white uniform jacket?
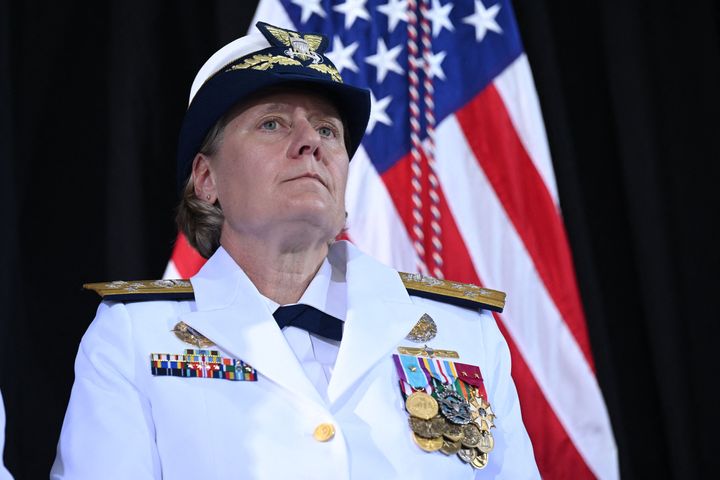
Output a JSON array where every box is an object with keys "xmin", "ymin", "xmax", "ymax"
[
  {"xmin": 0, "ymin": 390, "xmax": 12, "ymax": 480},
  {"xmin": 52, "ymin": 242, "xmax": 538, "ymax": 479}
]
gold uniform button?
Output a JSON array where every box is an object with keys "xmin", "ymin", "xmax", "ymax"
[{"xmin": 313, "ymin": 423, "xmax": 336, "ymax": 442}]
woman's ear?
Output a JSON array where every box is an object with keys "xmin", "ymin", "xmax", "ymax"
[{"xmin": 191, "ymin": 153, "xmax": 216, "ymax": 203}]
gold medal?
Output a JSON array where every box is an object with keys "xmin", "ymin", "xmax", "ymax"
[
  {"xmin": 429, "ymin": 416, "xmax": 447, "ymax": 437},
  {"xmin": 409, "ymin": 417, "xmax": 435, "ymax": 438},
  {"xmin": 470, "ymin": 451, "xmax": 489, "ymax": 469},
  {"xmin": 461, "ymin": 422, "xmax": 482, "ymax": 448},
  {"xmin": 442, "ymin": 422, "xmax": 463, "ymax": 442},
  {"xmin": 405, "ymin": 392, "xmax": 439, "ymax": 420},
  {"xmin": 409, "ymin": 415, "xmax": 446, "ymax": 438},
  {"xmin": 477, "ymin": 430, "xmax": 494, "ymax": 453},
  {"xmin": 412, "ymin": 432, "xmax": 444, "ymax": 452},
  {"xmin": 439, "ymin": 439, "xmax": 462, "ymax": 456}
]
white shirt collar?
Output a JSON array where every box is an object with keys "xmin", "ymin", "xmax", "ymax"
[{"xmin": 192, "ymin": 240, "xmax": 409, "ymax": 317}]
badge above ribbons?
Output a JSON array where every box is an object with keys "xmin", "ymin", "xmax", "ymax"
[{"xmin": 392, "ymin": 353, "xmax": 496, "ymax": 469}]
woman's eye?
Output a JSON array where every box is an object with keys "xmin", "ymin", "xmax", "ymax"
[
  {"xmin": 261, "ymin": 120, "xmax": 278, "ymax": 130},
  {"xmin": 318, "ymin": 126, "xmax": 334, "ymax": 138}
]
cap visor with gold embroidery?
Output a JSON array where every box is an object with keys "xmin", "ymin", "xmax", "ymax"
[{"xmin": 176, "ymin": 21, "xmax": 371, "ymax": 192}]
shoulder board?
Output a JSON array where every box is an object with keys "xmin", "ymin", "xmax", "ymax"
[
  {"xmin": 83, "ymin": 279, "xmax": 195, "ymax": 303},
  {"xmin": 85, "ymin": 275, "xmax": 505, "ymax": 311},
  {"xmin": 398, "ymin": 272, "xmax": 506, "ymax": 313}
]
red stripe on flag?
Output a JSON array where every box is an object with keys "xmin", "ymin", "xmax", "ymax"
[
  {"xmin": 380, "ymin": 149, "xmax": 478, "ymax": 281},
  {"xmin": 494, "ymin": 314, "xmax": 596, "ymax": 479},
  {"xmin": 455, "ymin": 85, "xmax": 595, "ymax": 370},
  {"xmin": 170, "ymin": 233, "xmax": 206, "ymax": 278},
  {"xmin": 381, "ymin": 154, "xmax": 592, "ymax": 477}
]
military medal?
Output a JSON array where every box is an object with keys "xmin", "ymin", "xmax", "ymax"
[
  {"xmin": 460, "ymin": 423, "xmax": 482, "ymax": 448},
  {"xmin": 475, "ymin": 396, "xmax": 496, "ymax": 430},
  {"xmin": 471, "ymin": 452, "xmax": 489, "ymax": 469},
  {"xmin": 408, "ymin": 416, "xmax": 436, "ymax": 438},
  {"xmin": 457, "ymin": 447, "xmax": 476, "ymax": 463},
  {"xmin": 437, "ymin": 390, "xmax": 473, "ymax": 424},
  {"xmin": 405, "ymin": 392, "xmax": 438, "ymax": 420},
  {"xmin": 477, "ymin": 430, "xmax": 495, "ymax": 453},
  {"xmin": 442, "ymin": 422, "xmax": 463, "ymax": 442},
  {"xmin": 392, "ymin": 353, "xmax": 497, "ymax": 471},
  {"xmin": 412, "ymin": 433, "xmax": 444, "ymax": 452},
  {"xmin": 439, "ymin": 439, "xmax": 462, "ymax": 456}
]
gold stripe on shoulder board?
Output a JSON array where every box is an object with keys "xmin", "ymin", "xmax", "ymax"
[
  {"xmin": 398, "ymin": 272, "xmax": 506, "ymax": 313},
  {"xmin": 83, "ymin": 279, "xmax": 193, "ymax": 298}
]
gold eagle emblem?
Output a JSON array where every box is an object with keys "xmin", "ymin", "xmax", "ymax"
[{"xmin": 264, "ymin": 24, "xmax": 324, "ymax": 52}]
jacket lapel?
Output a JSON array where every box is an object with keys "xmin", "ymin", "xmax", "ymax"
[
  {"xmin": 327, "ymin": 243, "xmax": 425, "ymax": 404},
  {"xmin": 180, "ymin": 248, "xmax": 325, "ymax": 408}
]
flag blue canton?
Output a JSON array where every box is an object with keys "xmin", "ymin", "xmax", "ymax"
[{"xmin": 280, "ymin": 0, "xmax": 524, "ymax": 173}]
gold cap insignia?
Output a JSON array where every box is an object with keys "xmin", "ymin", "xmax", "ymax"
[{"xmin": 261, "ymin": 23, "xmax": 325, "ymax": 63}]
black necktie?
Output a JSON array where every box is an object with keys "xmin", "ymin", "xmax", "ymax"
[{"xmin": 273, "ymin": 304, "xmax": 344, "ymax": 341}]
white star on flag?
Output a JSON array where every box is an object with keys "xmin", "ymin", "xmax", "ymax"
[
  {"xmin": 463, "ymin": 0, "xmax": 503, "ymax": 42},
  {"xmin": 290, "ymin": 0, "xmax": 326, "ymax": 24},
  {"xmin": 376, "ymin": 0, "xmax": 408, "ymax": 33},
  {"xmin": 326, "ymin": 36, "xmax": 359, "ymax": 73},
  {"xmin": 333, "ymin": 0, "xmax": 371, "ymax": 29},
  {"xmin": 425, "ymin": 50, "xmax": 447, "ymax": 80},
  {"xmin": 366, "ymin": 90, "xmax": 393, "ymax": 133},
  {"xmin": 426, "ymin": 0, "xmax": 454, "ymax": 37},
  {"xmin": 365, "ymin": 38, "xmax": 404, "ymax": 83}
]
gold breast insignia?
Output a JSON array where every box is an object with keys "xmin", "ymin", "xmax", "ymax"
[{"xmin": 172, "ymin": 321, "xmax": 215, "ymax": 348}]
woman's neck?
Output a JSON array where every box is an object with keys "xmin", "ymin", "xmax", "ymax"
[{"xmin": 220, "ymin": 228, "xmax": 329, "ymax": 305}]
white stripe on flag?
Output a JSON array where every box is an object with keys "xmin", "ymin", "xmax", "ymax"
[
  {"xmin": 494, "ymin": 54, "xmax": 560, "ymax": 206},
  {"xmin": 251, "ymin": 0, "xmax": 294, "ymax": 29},
  {"xmin": 435, "ymin": 113, "xmax": 618, "ymax": 480},
  {"xmin": 163, "ymin": 259, "xmax": 181, "ymax": 280},
  {"xmin": 346, "ymin": 146, "xmax": 418, "ymax": 272}
]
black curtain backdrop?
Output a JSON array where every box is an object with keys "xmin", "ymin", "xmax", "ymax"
[{"xmin": 1, "ymin": 1, "xmax": 718, "ymax": 478}]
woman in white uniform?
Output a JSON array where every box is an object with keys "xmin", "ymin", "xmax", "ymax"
[{"xmin": 51, "ymin": 21, "xmax": 539, "ymax": 479}]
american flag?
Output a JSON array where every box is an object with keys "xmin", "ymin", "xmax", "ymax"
[{"xmin": 165, "ymin": 0, "xmax": 618, "ymax": 477}]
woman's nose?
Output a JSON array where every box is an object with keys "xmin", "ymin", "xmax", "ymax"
[{"xmin": 288, "ymin": 118, "xmax": 321, "ymax": 159}]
